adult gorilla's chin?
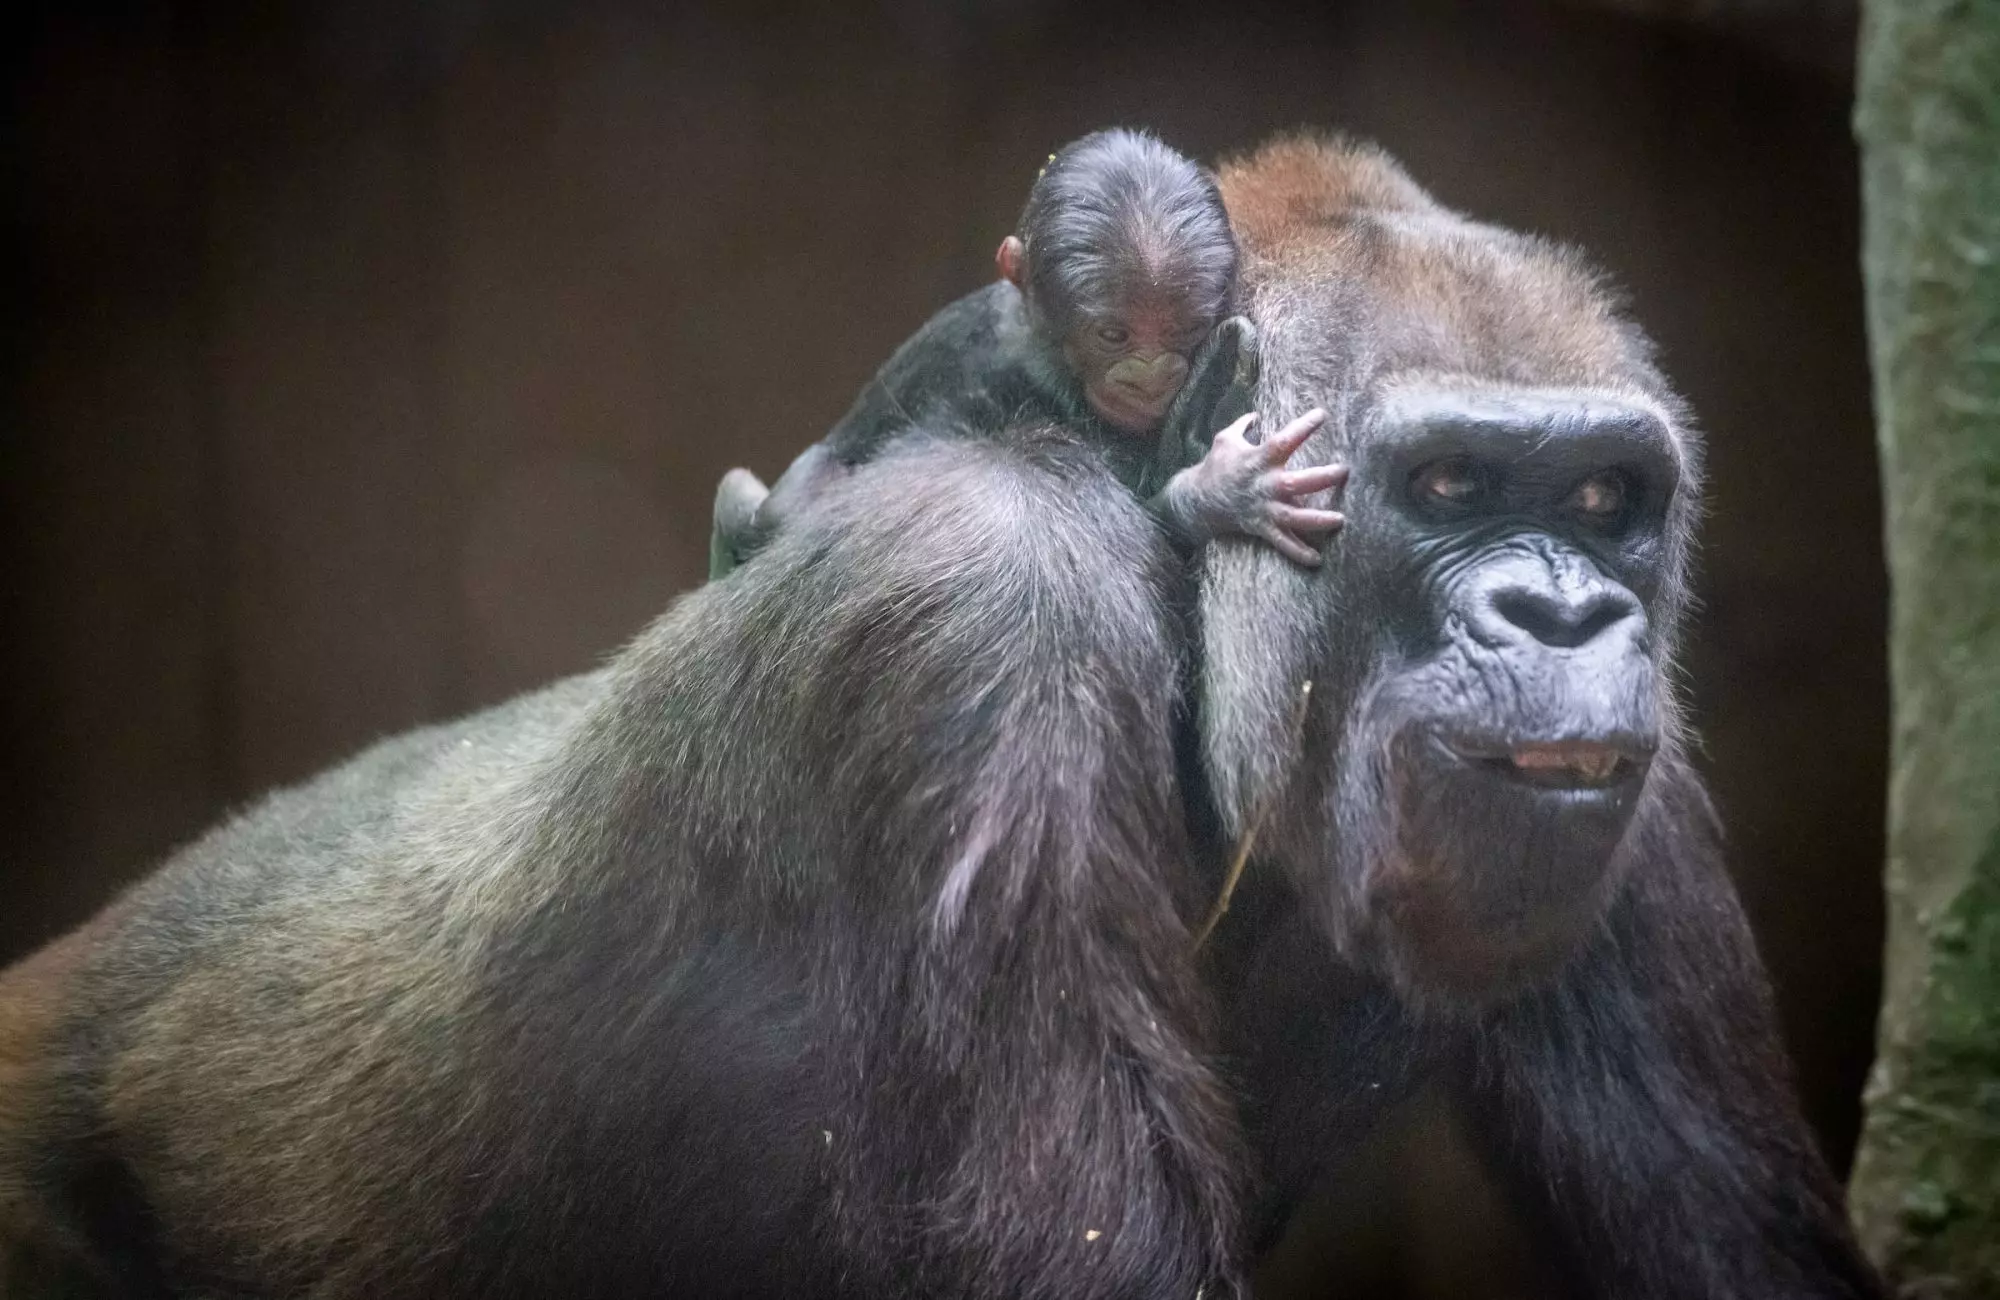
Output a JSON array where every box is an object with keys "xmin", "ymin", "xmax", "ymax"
[
  {"xmin": 1331, "ymin": 715, "xmax": 1654, "ymax": 1010},
  {"xmin": 1336, "ymin": 604, "xmax": 1664, "ymax": 1007}
]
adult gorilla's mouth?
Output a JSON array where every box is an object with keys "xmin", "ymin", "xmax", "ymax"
[{"xmin": 1443, "ymin": 736, "xmax": 1656, "ymax": 791}]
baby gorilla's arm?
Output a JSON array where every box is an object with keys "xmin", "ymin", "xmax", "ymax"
[{"xmin": 1150, "ymin": 409, "xmax": 1347, "ymax": 565}]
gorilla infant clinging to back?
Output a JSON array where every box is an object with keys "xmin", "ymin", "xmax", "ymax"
[{"xmin": 709, "ymin": 128, "xmax": 1347, "ymax": 576}]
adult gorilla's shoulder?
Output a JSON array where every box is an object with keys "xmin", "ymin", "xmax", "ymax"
[{"xmin": 0, "ymin": 427, "xmax": 1244, "ymax": 1300}]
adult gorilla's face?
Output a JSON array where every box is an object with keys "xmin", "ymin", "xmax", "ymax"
[
  {"xmin": 1200, "ymin": 138, "xmax": 1702, "ymax": 1011},
  {"xmin": 1328, "ymin": 384, "xmax": 1685, "ymax": 1002}
]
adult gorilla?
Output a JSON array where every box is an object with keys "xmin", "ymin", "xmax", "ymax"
[
  {"xmin": 1197, "ymin": 135, "xmax": 1882, "ymax": 1297},
  {"xmin": 0, "ymin": 134, "xmax": 1881, "ymax": 1300}
]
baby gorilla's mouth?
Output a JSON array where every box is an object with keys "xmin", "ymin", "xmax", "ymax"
[{"xmin": 1088, "ymin": 386, "xmax": 1177, "ymax": 433}]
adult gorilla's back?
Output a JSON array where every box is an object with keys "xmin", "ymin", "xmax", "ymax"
[{"xmin": 0, "ymin": 431, "xmax": 1242, "ymax": 1298}]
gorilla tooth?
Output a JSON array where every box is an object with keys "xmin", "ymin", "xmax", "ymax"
[{"xmin": 1576, "ymin": 752, "xmax": 1619, "ymax": 781}]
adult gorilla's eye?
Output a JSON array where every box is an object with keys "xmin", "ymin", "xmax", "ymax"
[
  {"xmin": 1570, "ymin": 471, "xmax": 1630, "ymax": 522},
  {"xmin": 1412, "ymin": 457, "xmax": 1483, "ymax": 510}
]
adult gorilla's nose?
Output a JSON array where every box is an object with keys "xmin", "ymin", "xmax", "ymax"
[{"xmin": 1471, "ymin": 558, "xmax": 1645, "ymax": 653}]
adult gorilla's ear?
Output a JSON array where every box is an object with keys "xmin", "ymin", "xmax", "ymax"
[{"xmin": 1153, "ymin": 316, "xmax": 1259, "ymax": 485}]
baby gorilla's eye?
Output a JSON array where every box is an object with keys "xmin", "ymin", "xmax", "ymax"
[
  {"xmin": 1096, "ymin": 324, "xmax": 1131, "ymax": 347},
  {"xmin": 1412, "ymin": 457, "xmax": 1484, "ymax": 510},
  {"xmin": 1569, "ymin": 471, "xmax": 1630, "ymax": 522}
]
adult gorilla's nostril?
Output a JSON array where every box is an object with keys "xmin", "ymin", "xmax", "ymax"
[{"xmin": 1491, "ymin": 587, "xmax": 1638, "ymax": 650}]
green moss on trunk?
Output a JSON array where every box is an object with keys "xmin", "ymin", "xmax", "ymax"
[
  {"xmin": 1856, "ymin": 840, "xmax": 2000, "ymax": 1291},
  {"xmin": 1848, "ymin": 0, "xmax": 2000, "ymax": 1293}
]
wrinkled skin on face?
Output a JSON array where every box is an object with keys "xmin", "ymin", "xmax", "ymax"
[
  {"xmin": 1062, "ymin": 289, "xmax": 1209, "ymax": 434},
  {"xmin": 1216, "ymin": 374, "xmax": 1693, "ymax": 1007},
  {"xmin": 1326, "ymin": 386, "xmax": 1682, "ymax": 999}
]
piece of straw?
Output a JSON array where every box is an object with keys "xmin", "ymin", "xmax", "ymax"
[{"xmin": 1189, "ymin": 680, "xmax": 1313, "ymax": 951}]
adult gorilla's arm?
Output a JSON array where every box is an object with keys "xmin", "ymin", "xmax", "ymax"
[{"xmin": 1462, "ymin": 763, "xmax": 1882, "ymax": 1298}]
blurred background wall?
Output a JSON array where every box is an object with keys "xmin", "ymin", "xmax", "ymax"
[{"xmin": 3, "ymin": 0, "xmax": 1881, "ymax": 1294}]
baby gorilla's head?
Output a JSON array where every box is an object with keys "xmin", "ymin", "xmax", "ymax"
[{"xmin": 998, "ymin": 129, "xmax": 1238, "ymax": 435}]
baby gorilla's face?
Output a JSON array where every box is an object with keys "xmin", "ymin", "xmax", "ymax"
[{"xmin": 1062, "ymin": 290, "xmax": 1213, "ymax": 434}]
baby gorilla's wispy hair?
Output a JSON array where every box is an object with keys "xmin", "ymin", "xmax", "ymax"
[{"xmin": 1018, "ymin": 129, "xmax": 1238, "ymax": 337}]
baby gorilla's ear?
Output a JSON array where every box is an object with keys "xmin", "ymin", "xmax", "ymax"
[{"xmin": 995, "ymin": 235, "xmax": 1026, "ymax": 287}]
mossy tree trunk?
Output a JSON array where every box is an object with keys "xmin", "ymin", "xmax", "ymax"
[{"xmin": 1847, "ymin": 0, "xmax": 2000, "ymax": 1294}]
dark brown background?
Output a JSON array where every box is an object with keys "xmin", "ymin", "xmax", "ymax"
[{"xmin": 3, "ymin": 1, "xmax": 1883, "ymax": 1294}]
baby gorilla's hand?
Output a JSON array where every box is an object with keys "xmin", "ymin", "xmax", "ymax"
[{"xmin": 1165, "ymin": 408, "xmax": 1346, "ymax": 565}]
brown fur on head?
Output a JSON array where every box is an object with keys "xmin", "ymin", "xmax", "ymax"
[
  {"xmin": 1217, "ymin": 133, "xmax": 1671, "ymax": 400},
  {"xmin": 1215, "ymin": 134, "xmax": 1437, "ymax": 257},
  {"xmin": 1200, "ymin": 133, "xmax": 1700, "ymax": 1010}
]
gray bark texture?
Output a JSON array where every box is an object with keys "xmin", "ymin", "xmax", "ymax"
[{"xmin": 1847, "ymin": 0, "xmax": 2000, "ymax": 1294}]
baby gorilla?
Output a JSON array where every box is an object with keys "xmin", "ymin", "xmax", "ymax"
[{"xmin": 710, "ymin": 128, "xmax": 1345, "ymax": 576}]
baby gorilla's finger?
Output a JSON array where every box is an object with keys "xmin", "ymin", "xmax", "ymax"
[
  {"xmin": 1270, "ymin": 504, "xmax": 1346, "ymax": 535},
  {"xmin": 1260, "ymin": 524, "xmax": 1323, "ymax": 567},
  {"xmin": 1212, "ymin": 412, "xmax": 1260, "ymax": 449},
  {"xmin": 1259, "ymin": 409, "xmax": 1329, "ymax": 464},
  {"xmin": 1275, "ymin": 464, "xmax": 1348, "ymax": 498}
]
